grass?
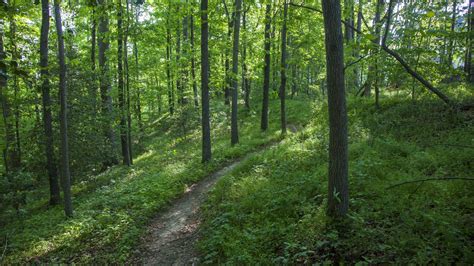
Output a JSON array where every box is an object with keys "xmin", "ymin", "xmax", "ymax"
[
  {"xmin": 198, "ymin": 96, "xmax": 474, "ymax": 264},
  {"xmin": 0, "ymin": 99, "xmax": 311, "ymax": 264}
]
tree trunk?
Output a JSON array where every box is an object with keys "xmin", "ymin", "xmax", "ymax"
[
  {"xmin": 40, "ymin": 0, "xmax": 60, "ymax": 205},
  {"xmin": 117, "ymin": 0, "xmax": 131, "ymax": 166},
  {"xmin": 0, "ymin": 12, "xmax": 20, "ymax": 174},
  {"xmin": 124, "ymin": 0, "xmax": 133, "ymax": 164},
  {"xmin": 466, "ymin": 0, "xmax": 473, "ymax": 83},
  {"xmin": 190, "ymin": 9, "xmax": 199, "ymax": 108},
  {"xmin": 279, "ymin": 0, "xmax": 288, "ymax": 135},
  {"xmin": 133, "ymin": 6, "xmax": 143, "ymax": 134},
  {"xmin": 166, "ymin": 21, "xmax": 174, "ymax": 115},
  {"xmin": 9, "ymin": 14, "xmax": 22, "ymax": 167},
  {"xmin": 322, "ymin": 0, "xmax": 349, "ymax": 218},
  {"xmin": 230, "ymin": 0, "xmax": 242, "ymax": 146},
  {"xmin": 242, "ymin": 2, "xmax": 250, "ymax": 110},
  {"xmin": 260, "ymin": 2, "xmax": 271, "ymax": 131},
  {"xmin": 90, "ymin": 6, "xmax": 98, "ymax": 114},
  {"xmin": 363, "ymin": 0, "xmax": 383, "ymax": 98},
  {"xmin": 200, "ymin": 0, "xmax": 211, "ymax": 162},
  {"xmin": 98, "ymin": 0, "xmax": 118, "ymax": 167},
  {"xmin": 53, "ymin": 0, "xmax": 73, "ymax": 218}
]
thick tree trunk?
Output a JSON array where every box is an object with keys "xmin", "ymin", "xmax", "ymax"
[
  {"xmin": 260, "ymin": 3, "xmax": 271, "ymax": 131},
  {"xmin": 40, "ymin": 0, "xmax": 60, "ymax": 205},
  {"xmin": 200, "ymin": 0, "xmax": 211, "ymax": 162},
  {"xmin": 279, "ymin": 0, "xmax": 288, "ymax": 135},
  {"xmin": 230, "ymin": 0, "xmax": 242, "ymax": 146},
  {"xmin": 53, "ymin": 0, "xmax": 73, "ymax": 218},
  {"xmin": 98, "ymin": 0, "xmax": 118, "ymax": 166},
  {"xmin": 117, "ymin": 0, "xmax": 131, "ymax": 166},
  {"xmin": 322, "ymin": 0, "xmax": 349, "ymax": 218}
]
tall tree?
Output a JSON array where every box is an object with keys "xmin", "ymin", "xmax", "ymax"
[
  {"xmin": 40, "ymin": 0, "xmax": 61, "ymax": 205},
  {"xmin": 53, "ymin": 0, "xmax": 73, "ymax": 218},
  {"xmin": 98, "ymin": 0, "xmax": 118, "ymax": 166},
  {"xmin": 260, "ymin": 2, "xmax": 271, "ymax": 131},
  {"xmin": 279, "ymin": 0, "xmax": 288, "ymax": 135},
  {"xmin": 190, "ymin": 2, "xmax": 199, "ymax": 108},
  {"xmin": 322, "ymin": 0, "xmax": 349, "ymax": 218},
  {"xmin": 117, "ymin": 0, "xmax": 131, "ymax": 166},
  {"xmin": 124, "ymin": 0, "xmax": 133, "ymax": 163},
  {"xmin": 0, "ymin": 4, "xmax": 20, "ymax": 174},
  {"xmin": 200, "ymin": 0, "xmax": 211, "ymax": 162},
  {"xmin": 363, "ymin": 0, "xmax": 383, "ymax": 100},
  {"xmin": 230, "ymin": 0, "xmax": 242, "ymax": 146}
]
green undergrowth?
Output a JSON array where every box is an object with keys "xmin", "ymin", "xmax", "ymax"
[
  {"xmin": 0, "ymin": 99, "xmax": 311, "ymax": 264},
  {"xmin": 199, "ymin": 96, "xmax": 474, "ymax": 264}
]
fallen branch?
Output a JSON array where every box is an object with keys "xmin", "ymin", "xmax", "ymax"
[
  {"xmin": 289, "ymin": 2, "xmax": 455, "ymax": 107},
  {"xmin": 387, "ymin": 177, "xmax": 474, "ymax": 189}
]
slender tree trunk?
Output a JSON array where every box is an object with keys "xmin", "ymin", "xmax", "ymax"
[
  {"xmin": 230, "ymin": 0, "xmax": 242, "ymax": 146},
  {"xmin": 322, "ymin": 0, "xmax": 349, "ymax": 218},
  {"xmin": 9, "ymin": 15, "xmax": 21, "ymax": 166},
  {"xmin": 0, "ymin": 11, "xmax": 20, "ymax": 174},
  {"xmin": 190, "ymin": 9, "xmax": 199, "ymax": 108},
  {"xmin": 363, "ymin": 0, "xmax": 382, "ymax": 98},
  {"xmin": 40, "ymin": 0, "xmax": 60, "ymax": 205},
  {"xmin": 124, "ymin": 0, "xmax": 133, "ymax": 164},
  {"xmin": 53, "ymin": 0, "xmax": 73, "ymax": 218},
  {"xmin": 447, "ymin": 0, "xmax": 457, "ymax": 67},
  {"xmin": 98, "ymin": 0, "xmax": 118, "ymax": 166},
  {"xmin": 117, "ymin": 0, "xmax": 130, "ymax": 166},
  {"xmin": 176, "ymin": 14, "xmax": 183, "ymax": 106},
  {"xmin": 279, "ymin": 0, "xmax": 288, "ymax": 135},
  {"xmin": 466, "ymin": 0, "xmax": 473, "ymax": 83},
  {"xmin": 133, "ymin": 7, "xmax": 143, "ymax": 134},
  {"xmin": 261, "ymin": 2, "xmax": 271, "ymax": 131},
  {"xmin": 166, "ymin": 15, "xmax": 174, "ymax": 114},
  {"xmin": 200, "ymin": 0, "xmax": 211, "ymax": 162},
  {"xmin": 242, "ymin": 2, "xmax": 250, "ymax": 110},
  {"xmin": 90, "ymin": 6, "xmax": 97, "ymax": 114}
]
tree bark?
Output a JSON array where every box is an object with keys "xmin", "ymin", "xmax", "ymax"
[
  {"xmin": 53, "ymin": 0, "xmax": 73, "ymax": 218},
  {"xmin": 230, "ymin": 0, "xmax": 242, "ymax": 146},
  {"xmin": 260, "ymin": 2, "xmax": 271, "ymax": 131},
  {"xmin": 279, "ymin": 0, "xmax": 288, "ymax": 135},
  {"xmin": 0, "ymin": 9, "xmax": 20, "ymax": 174},
  {"xmin": 40, "ymin": 0, "xmax": 61, "ymax": 205},
  {"xmin": 190, "ymin": 8, "xmax": 199, "ymax": 108},
  {"xmin": 200, "ymin": 0, "xmax": 211, "ymax": 162},
  {"xmin": 242, "ymin": 2, "xmax": 250, "ymax": 110},
  {"xmin": 322, "ymin": 0, "xmax": 349, "ymax": 218},
  {"xmin": 98, "ymin": 0, "xmax": 118, "ymax": 166},
  {"xmin": 117, "ymin": 0, "xmax": 131, "ymax": 166},
  {"xmin": 124, "ymin": 0, "xmax": 133, "ymax": 164}
]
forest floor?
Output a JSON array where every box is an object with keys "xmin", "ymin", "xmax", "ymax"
[
  {"xmin": 0, "ymin": 99, "xmax": 311, "ymax": 264},
  {"xmin": 132, "ymin": 141, "xmax": 280, "ymax": 265}
]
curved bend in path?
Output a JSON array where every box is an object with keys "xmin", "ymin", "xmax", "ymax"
[{"xmin": 133, "ymin": 144, "xmax": 277, "ymax": 265}]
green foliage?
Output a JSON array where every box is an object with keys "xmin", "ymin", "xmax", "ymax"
[
  {"xmin": 198, "ymin": 94, "xmax": 474, "ymax": 264},
  {"xmin": 0, "ymin": 99, "xmax": 311, "ymax": 263}
]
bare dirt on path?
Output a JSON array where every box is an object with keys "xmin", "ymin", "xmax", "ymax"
[{"xmin": 131, "ymin": 143, "xmax": 279, "ymax": 265}]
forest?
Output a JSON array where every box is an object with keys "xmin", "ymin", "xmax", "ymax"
[{"xmin": 0, "ymin": 0, "xmax": 473, "ymax": 264}]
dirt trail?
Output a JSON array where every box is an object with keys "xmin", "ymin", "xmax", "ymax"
[{"xmin": 132, "ymin": 144, "xmax": 276, "ymax": 265}]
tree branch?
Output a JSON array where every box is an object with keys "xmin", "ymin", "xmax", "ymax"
[{"xmin": 289, "ymin": 1, "xmax": 455, "ymax": 107}]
